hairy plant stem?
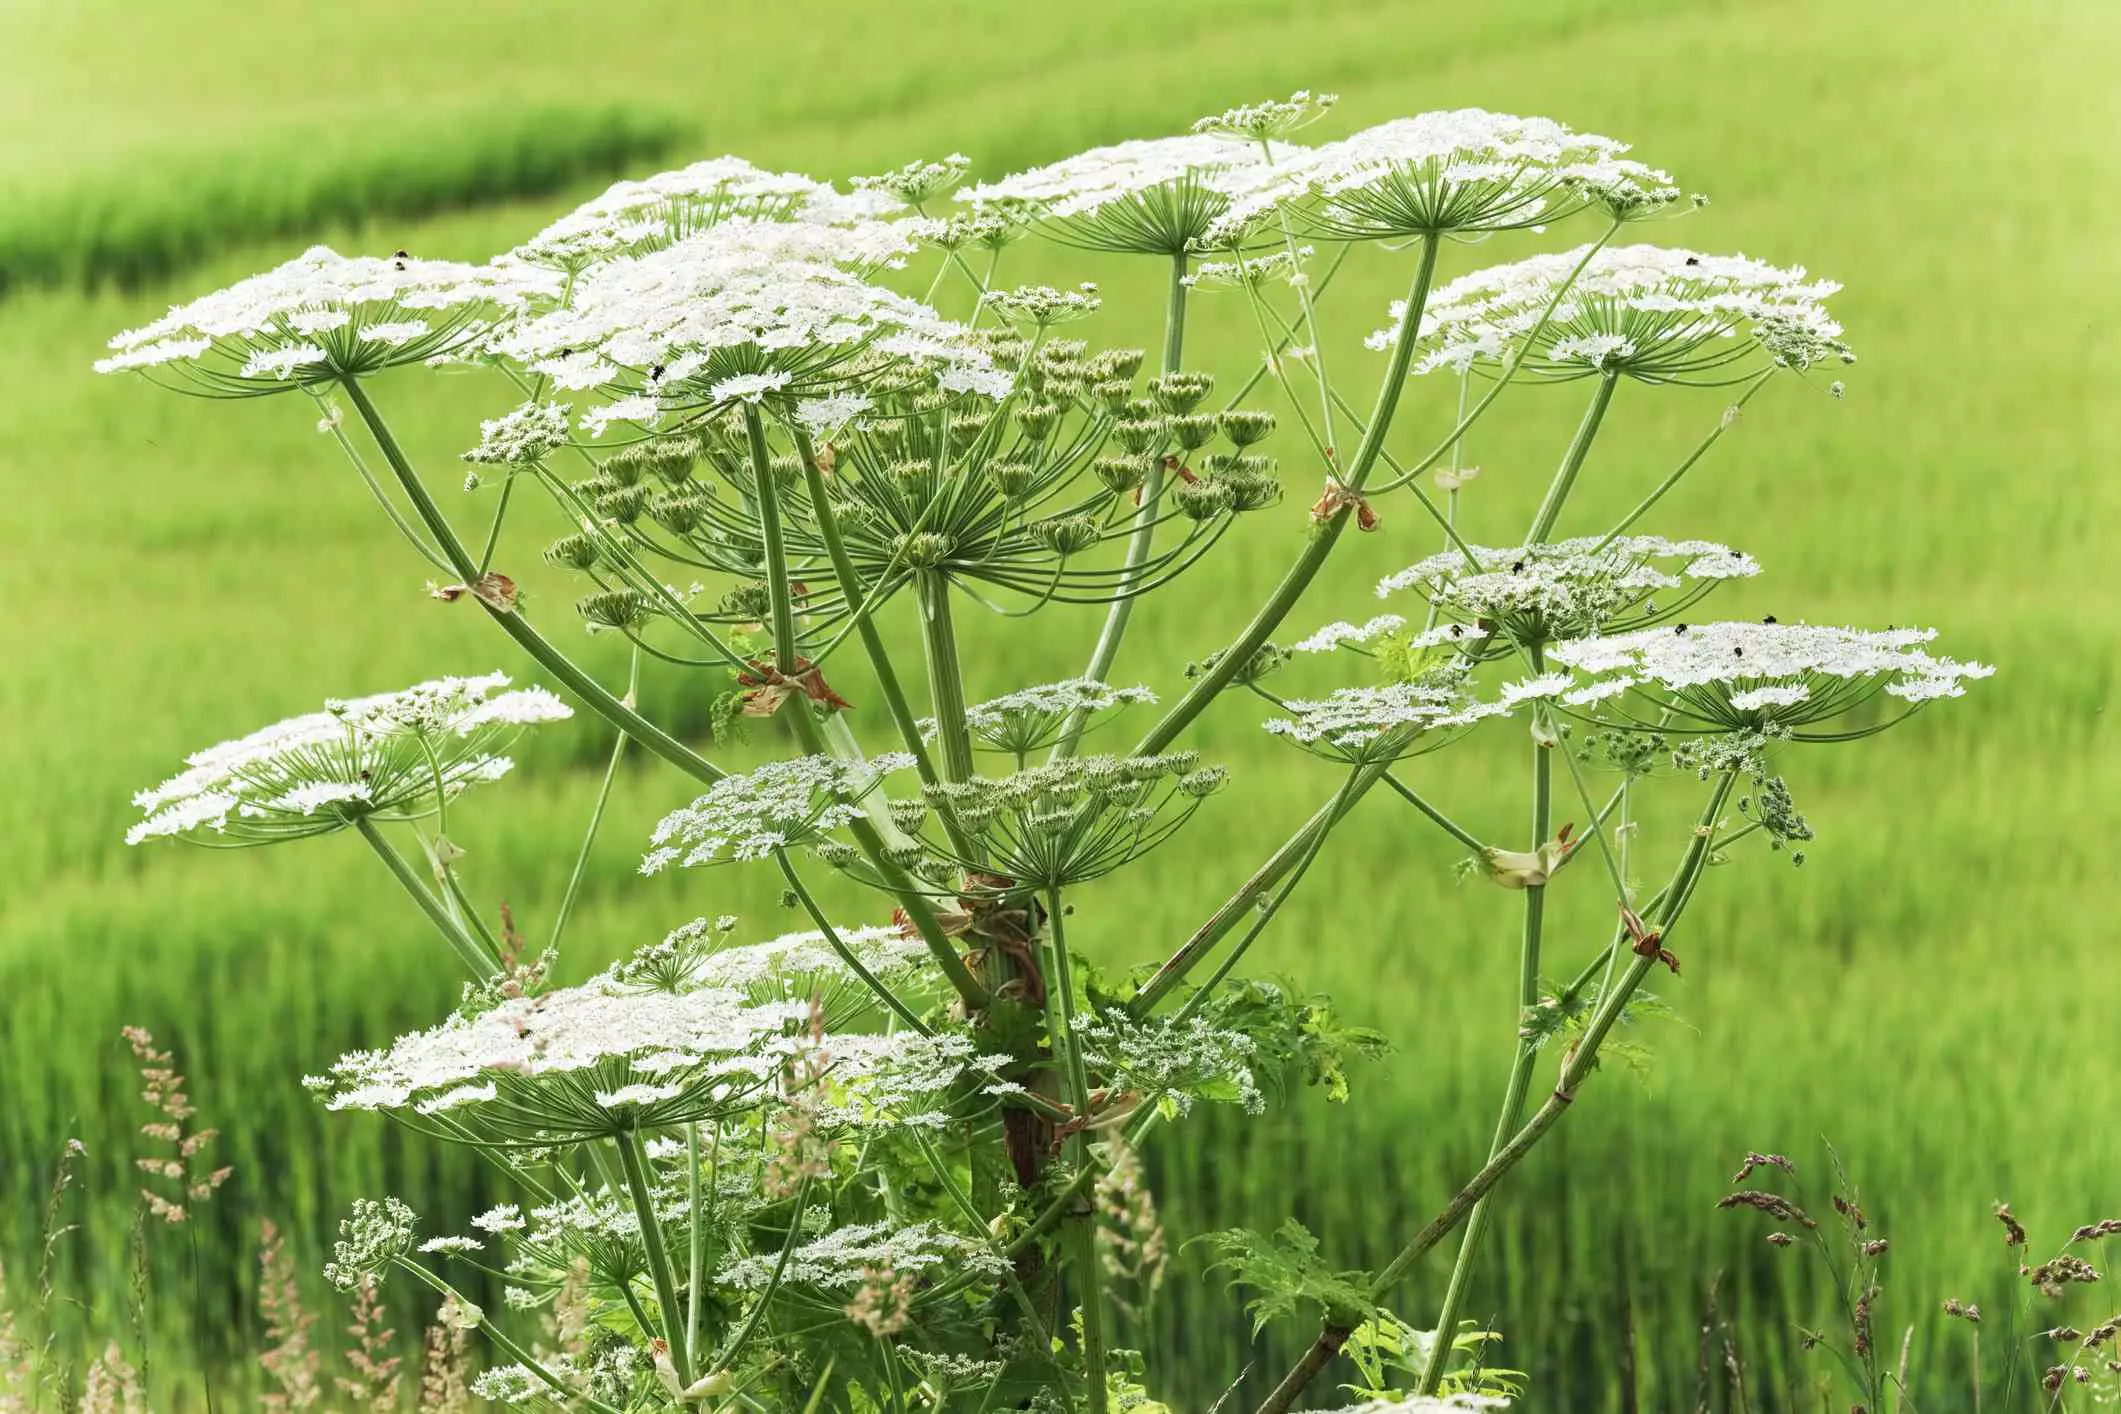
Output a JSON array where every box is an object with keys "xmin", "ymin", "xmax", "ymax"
[
  {"xmin": 617, "ymin": 1128, "xmax": 693, "ymax": 1388},
  {"xmin": 739, "ymin": 407, "xmax": 988, "ymax": 1009},
  {"xmin": 1523, "ymin": 371, "xmax": 1620, "ymax": 545},
  {"xmin": 338, "ymin": 378, "xmax": 727, "ymax": 785},
  {"xmin": 1044, "ymin": 891, "xmax": 1108, "ymax": 1414},
  {"xmin": 1251, "ymin": 774, "xmax": 1739, "ymax": 1414},
  {"xmin": 354, "ymin": 816, "xmax": 497, "ymax": 978},
  {"xmin": 1134, "ymin": 235, "xmax": 1441, "ymax": 755},
  {"xmin": 1417, "ymin": 648, "xmax": 1552, "ymax": 1394},
  {"xmin": 1050, "ymin": 250, "xmax": 1190, "ymax": 761}
]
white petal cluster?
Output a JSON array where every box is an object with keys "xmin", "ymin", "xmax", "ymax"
[
  {"xmin": 1385, "ymin": 244, "xmax": 1849, "ymax": 379},
  {"xmin": 1287, "ymin": 614, "xmax": 1408, "ymax": 655},
  {"xmin": 684, "ymin": 922, "xmax": 931, "ymax": 992},
  {"xmin": 127, "ymin": 673, "xmax": 571, "ymax": 846},
  {"xmin": 308, "ymin": 970, "xmax": 809, "ymax": 1114},
  {"xmin": 959, "ymin": 134, "xmax": 1286, "ymax": 219},
  {"xmin": 810, "ymin": 1032, "xmax": 1008, "ymax": 1130},
  {"xmin": 97, "ymin": 246, "xmax": 557, "ymax": 386},
  {"xmin": 1376, "ymin": 536, "xmax": 1758, "ymax": 638},
  {"xmin": 718, "ymin": 1219, "xmax": 1006, "ymax": 1290},
  {"xmin": 1072, "ymin": 1013, "xmax": 1263, "ymax": 1115},
  {"xmin": 461, "ymin": 399, "xmax": 572, "ymax": 466},
  {"xmin": 1537, "ymin": 622, "xmax": 1993, "ymax": 728},
  {"xmin": 505, "ymin": 156, "xmax": 888, "ymax": 270},
  {"xmin": 495, "ymin": 221, "xmax": 1008, "ymax": 430},
  {"xmin": 1265, "ymin": 679, "xmax": 1508, "ymax": 759},
  {"xmin": 642, "ymin": 753, "xmax": 915, "ymax": 871},
  {"xmin": 1208, "ymin": 108, "xmax": 1676, "ymax": 242}
]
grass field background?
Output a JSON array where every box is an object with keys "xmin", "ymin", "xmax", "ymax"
[{"xmin": 3, "ymin": 0, "xmax": 2117, "ymax": 1409}]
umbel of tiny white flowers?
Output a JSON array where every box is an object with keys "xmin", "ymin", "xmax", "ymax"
[
  {"xmin": 94, "ymin": 246, "xmax": 557, "ymax": 395},
  {"xmin": 717, "ymin": 1219, "xmax": 1009, "ymax": 1293},
  {"xmin": 1070, "ymin": 1011, "xmax": 1265, "ymax": 1116},
  {"xmin": 922, "ymin": 679, "xmax": 1159, "ymax": 758},
  {"xmin": 493, "ymin": 219, "xmax": 1007, "ymax": 438},
  {"xmin": 307, "ymin": 961, "xmax": 815, "ymax": 1143},
  {"xmin": 959, "ymin": 127, "xmax": 1303, "ymax": 256},
  {"xmin": 1521, "ymin": 621, "xmax": 1993, "ymax": 740},
  {"xmin": 126, "ymin": 673, "xmax": 571, "ymax": 846},
  {"xmin": 641, "ymin": 753, "xmax": 915, "ymax": 872},
  {"xmin": 1205, "ymin": 108, "xmax": 1686, "ymax": 246},
  {"xmin": 1392, "ymin": 244, "xmax": 1852, "ymax": 384},
  {"xmin": 503, "ymin": 154, "xmax": 899, "ymax": 273},
  {"xmin": 911, "ymin": 753, "xmax": 1227, "ymax": 891},
  {"xmin": 1374, "ymin": 536, "xmax": 1761, "ymax": 649},
  {"xmin": 1263, "ymin": 675, "xmax": 1513, "ymax": 767}
]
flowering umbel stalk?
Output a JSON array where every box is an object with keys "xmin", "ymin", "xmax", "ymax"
[{"xmin": 96, "ymin": 92, "xmax": 1990, "ymax": 1414}]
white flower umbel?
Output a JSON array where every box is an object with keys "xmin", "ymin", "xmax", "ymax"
[
  {"xmin": 96, "ymin": 246, "xmax": 557, "ymax": 395},
  {"xmin": 1311, "ymin": 1396, "xmax": 1512, "ymax": 1413},
  {"xmin": 1207, "ymin": 108, "xmax": 1681, "ymax": 245},
  {"xmin": 980, "ymin": 283, "xmax": 1102, "ymax": 329},
  {"xmin": 718, "ymin": 1220, "xmax": 1007, "ymax": 1291},
  {"xmin": 1071, "ymin": 1012, "xmax": 1264, "ymax": 1116},
  {"xmin": 642, "ymin": 753, "xmax": 915, "ymax": 871},
  {"xmin": 1534, "ymin": 621, "xmax": 1993, "ymax": 738},
  {"xmin": 959, "ymin": 132, "xmax": 1300, "ymax": 254},
  {"xmin": 852, "ymin": 154, "xmax": 973, "ymax": 207},
  {"xmin": 126, "ymin": 673, "xmax": 571, "ymax": 846},
  {"xmin": 1192, "ymin": 90, "xmax": 1341, "ymax": 143},
  {"xmin": 620, "ymin": 917, "xmax": 935, "ymax": 1027},
  {"xmin": 503, "ymin": 156, "xmax": 897, "ymax": 272},
  {"xmin": 495, "ymin": 222, "xmax": 1007, "ymax": 434},
  {"xmin": 928, "ymin": 679, "xmax": 1158, "ymax": 757},
  {"xmin": 1388, "ymin": 244, "xmax": 1852, "ymax": 383},
  {"xmin": 1264, "ymin": 678, "xmax": 1509, "ymax": 765},
  {"xmin": 461, "ymin": 399, "xmax": 572, "ymax": 467},
  {"xmin": 307, "ymin": 966, "xmax": 810, "ymax": 1141},
  {"xmin": 1375, "ymin": 536, "xmax": 1759, "ymax": 646}
]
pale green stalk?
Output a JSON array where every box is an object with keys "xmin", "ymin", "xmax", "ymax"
[
  {"xmin": 390, "ymin": 1260, "xmax": 624, "ymax": 1414},
  {"xmin": 776, "ymin": 854, "xmax": 931, "ymax": 1034},
  {"xmin": 789, "ymin": 423, "xmax": 940, "ymax": 786},
  {"xmin": 1522, "ymin": 371, "xmax": 1621, "ymax": 545},
  {"xmin": 1044, "ymin": 890, "xmax": 1107, "ymax": 1414},
  {"xmin": 1050, "ymin": 250, "xmax": 1189, "ymax": 761},
  {"xmin": 1251, "ymin": 773, "xmax": 1739, "ymax": 1414},
  {"xmin": 1135, "ymin": 235, "xmax": 1441, "ymax": 755},
  {"xmin": 337, "ymin": 378, "xmax": 728, "ymax": 786},
  {"xmin": 1417, "ymin": 646, "xmax": 1552, "ymax": 1393},
  {"xmin": 915, "ymin": 570, "xmax": 976, "ymax": 783},
  {"xmin": 1590, "ymin": 368, "xmax": 1777, "ymax": 550},
  {"xmin": 353, "ymin": 817, "xmax": 496, "ymax": 978},
  {"xmin": 739, "ymin": 405, "xmax": 988, "ymax": 1008},
  {"xmin": 549, "ymin": 648, "xmax": 640, "ymax": 951},
  {"xmin": 616, "ymin": 1130, "xmax": 692, "ymax": 1387}
]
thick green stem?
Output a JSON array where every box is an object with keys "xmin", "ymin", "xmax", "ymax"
[
  {"xmin": 1045, "ymin": 893, "xmax": 1107, "ymax": 1414},
  {"xmin": 744, "ymin": 404, "xmax": 802, "ymax": 671},
  {"xmin": 1418, "ymin": 664, "xmax": 1552, "ymax": 1394},
  {"xmin": 1522, "ymin": 371, "xmax": 1620, "ymax": 546},
  {"xmin": 685, "ymin": 1124, "xmax": 707, "ymax": 1367},
  {"xmin": 339, "ymin": 378, "xmax": 725, "ymax": 786},
  {"xmin": 1135, "ymin": 236, "xmax": 1440, "ymax": 755},
  {"xmin": 1051, "ymin": 251, "xmax": 1190, "ymax": 761},
  {"xmin": 790, "ymin": 424, "xmax": 939, "ymax": 784},
  {"xmin": 742, "ymin": 411, "xmax": 988, "ymax": 1010},
  {"xmin": 355, "ymin": 817, "xmax": 497, "ymax": 978},
  {"xmin": 616, "ymin": 1129, "xmax": 692, "ymax": 1387},
  {"xmin": 915, "ymin": 572, "xmax": 976, "ymax": 782},
  {"xmin": 1253, "ymin": 775, "xmax": 1738, "ymax": 1414}
]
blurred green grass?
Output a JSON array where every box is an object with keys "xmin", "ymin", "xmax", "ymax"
[{"xmin": 3, "ymin": 0, "xmax": 2117, "ymax": 1409}]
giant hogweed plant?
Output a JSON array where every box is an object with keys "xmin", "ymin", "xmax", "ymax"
[{"xmin": 101, "ymin": 93, "xmax": 1990, "ymax": 1413}]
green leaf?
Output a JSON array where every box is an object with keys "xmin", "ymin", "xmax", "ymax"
[{"xmin": 1194, "ymin": 1220, "xmax": 1375, "ymax": 1333}]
